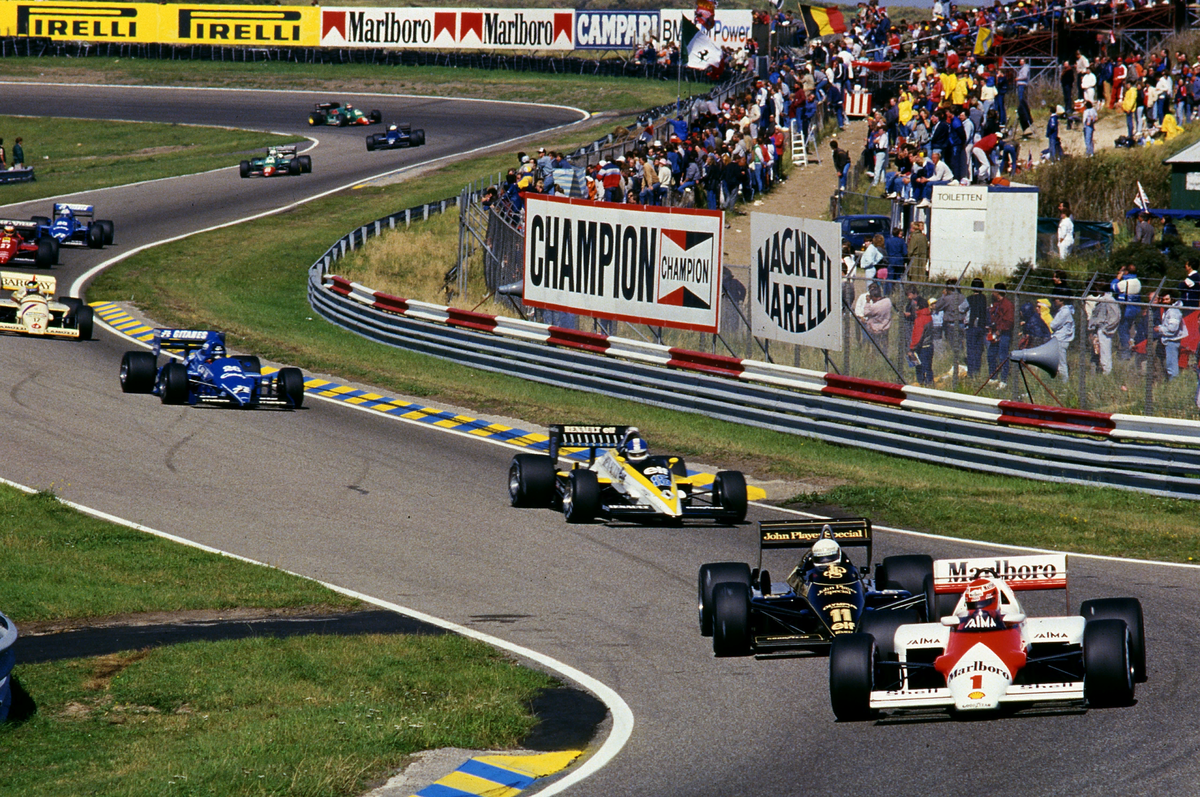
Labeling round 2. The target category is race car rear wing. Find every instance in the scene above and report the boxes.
[53,203,95,218]
[758,518,872,571]
[547,424,634,464]
[153,329,224,356]
[932,553,1068,594]
[0,271,55,294]
[0,218,44,237]
[269,145,299,156]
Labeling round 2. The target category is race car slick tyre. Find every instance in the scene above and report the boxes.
[120,351,157,393]
[240,161,251,178]
[508,454,555,508]
[369,110,382,123]
[877,555,935,619]
[74,306,93,341]
[412,129,425,146]
[859,608,920,661]
[563,469,600,523]
[711,582,751,657]
[1083,619,1135,707]
[276,367,305,409]
[35,238,56,268]
[288,159,302,175]
[237,356,262,375]
[31,215,50,227]
[712,471,748,523]
[308,115,321,126]
[1081,598,1146,682]
[366,136,376,152]
[159,362,189,405]
[58,297,81,315]
[98,220,115,245]
[299,156,312,173]
[698,562,751,637]
[830,634,877,721]
[86,223,104,249]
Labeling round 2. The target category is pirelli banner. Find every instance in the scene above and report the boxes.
[523,195,723,334]
[321,7,573,49]
[0,2,320,45]
[750,213,843,352]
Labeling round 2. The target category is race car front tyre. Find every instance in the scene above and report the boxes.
[1081,598,1146,682]
[299,155,312,173]
[237,356,262,374]
[74,306,93,341]
[830,634,877,721]
[98,220,115,245]
[713,471,748,523]
[698,562,751,637]
[1083,619,1135,707]
[563,469,599,523]
[711,583,751,657]
[412,129,425,146]
[876,555,935,619]
[508,454,555,507]
[276,367,305,409]
[288,159,302,175]
[35,238,57,268]
[58,297,81,315]
[86,223,104,249]
[159,362,189,405]
[859,608,920,661]
[369,109,382,123]
[366,136,376,152]
[120,351,157,393]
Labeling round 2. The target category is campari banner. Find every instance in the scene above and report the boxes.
[523,196,723,334]
[749,213,843,351]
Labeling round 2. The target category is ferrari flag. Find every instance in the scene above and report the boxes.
[798,5,845,38]
[681,14,722,69]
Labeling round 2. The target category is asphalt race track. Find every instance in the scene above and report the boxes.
[1,82,1198,796]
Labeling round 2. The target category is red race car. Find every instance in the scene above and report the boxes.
[0,220,58,268]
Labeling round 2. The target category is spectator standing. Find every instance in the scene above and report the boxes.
[1112,263,1142,359]
[0,138,6,169]
[909,292,935,385]
[862,282,893,351]
[860,234,886,283]
[11,137,23,169]
[830,139,851,193]
[885,226,908,288]
[1123,81,1138,139]
[1088,286,1121,375]
[1155,290,1186,381]
[987,282,1015,384]
[907,220,929,283]
[1134,212,1156,245]
[933,278,965,357]
[1082,101,1097,156]
[1180,258,1200,308]
[1046,106,1063,162]
[1049,295,1075,380]
[1057,203,1074,259]
[965,277,989,377]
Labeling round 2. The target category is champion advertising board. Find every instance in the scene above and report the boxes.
[321,7,572,49]
[523,195,723,334]
[749,213,842,351]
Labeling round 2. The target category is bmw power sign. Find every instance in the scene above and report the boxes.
[522,195,723,334]
[750,213,843,351]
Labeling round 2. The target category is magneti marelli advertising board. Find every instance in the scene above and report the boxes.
[522,195,723,334]
[749,212,843,351]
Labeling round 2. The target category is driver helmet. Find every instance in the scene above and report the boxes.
[61,206,72,216]
[964,578,1000,613]
[811,538,841,567]
[389,124,398,132]
[3,223,14,235]
[622,433,649,462]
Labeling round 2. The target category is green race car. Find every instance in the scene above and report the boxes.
[308,101,382,126]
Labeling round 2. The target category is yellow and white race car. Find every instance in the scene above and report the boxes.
[508,424,755,524]
[0,272,92,341]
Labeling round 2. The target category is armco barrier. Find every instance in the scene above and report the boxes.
[309,247,1200,499]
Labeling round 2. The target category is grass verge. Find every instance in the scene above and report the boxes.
[0,486,556,797]
[0,115,296,205]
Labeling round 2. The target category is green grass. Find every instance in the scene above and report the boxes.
[0,116,296,204]
[0,485,556,797]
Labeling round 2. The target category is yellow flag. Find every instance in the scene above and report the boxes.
[974,27,993,56]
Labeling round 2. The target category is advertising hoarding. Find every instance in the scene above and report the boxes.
[749,213,843,351]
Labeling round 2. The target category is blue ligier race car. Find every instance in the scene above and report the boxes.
[366,123,425,151]
[31,203,114,250]
[119,329,306,409]
[698,518,935,657]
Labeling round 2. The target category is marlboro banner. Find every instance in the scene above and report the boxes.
[750,212,842,351]
[522,195,724,333]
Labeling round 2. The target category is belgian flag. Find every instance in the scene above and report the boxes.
[799,5,847,38]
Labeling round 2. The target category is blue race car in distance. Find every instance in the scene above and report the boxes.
[32,203,114,249]
[119,329,305,409]
[366,123,426,151]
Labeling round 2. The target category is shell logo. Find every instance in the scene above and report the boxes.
[968,691,985,700]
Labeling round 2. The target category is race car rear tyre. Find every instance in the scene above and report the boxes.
[563,469,600,523]
[120,351,157,393]
[159,362,189,405]
[237,356,262,374]
[1081,598,1146,682]
[276,367,305,409]
[75,306,93,341]
[366,136,376,152]
[308,115,321,126]
[1083,619,1135,707]
[859,608,921,661]
[412,129,425,146]
[35,238,57,268]
[508,454,555,507]
[369,110,382,123]
[877,555,935,619]
[299,156,312,173]
[711,582,751,657]
[712,471,747,523]
[98,220,115,245]
[698,562,751,636]
[830,634,877,721]
[86,223,104,249]
[240,161,251,178]
[31,215,50,227]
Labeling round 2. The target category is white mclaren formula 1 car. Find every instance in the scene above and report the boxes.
[829,552,1145,720]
